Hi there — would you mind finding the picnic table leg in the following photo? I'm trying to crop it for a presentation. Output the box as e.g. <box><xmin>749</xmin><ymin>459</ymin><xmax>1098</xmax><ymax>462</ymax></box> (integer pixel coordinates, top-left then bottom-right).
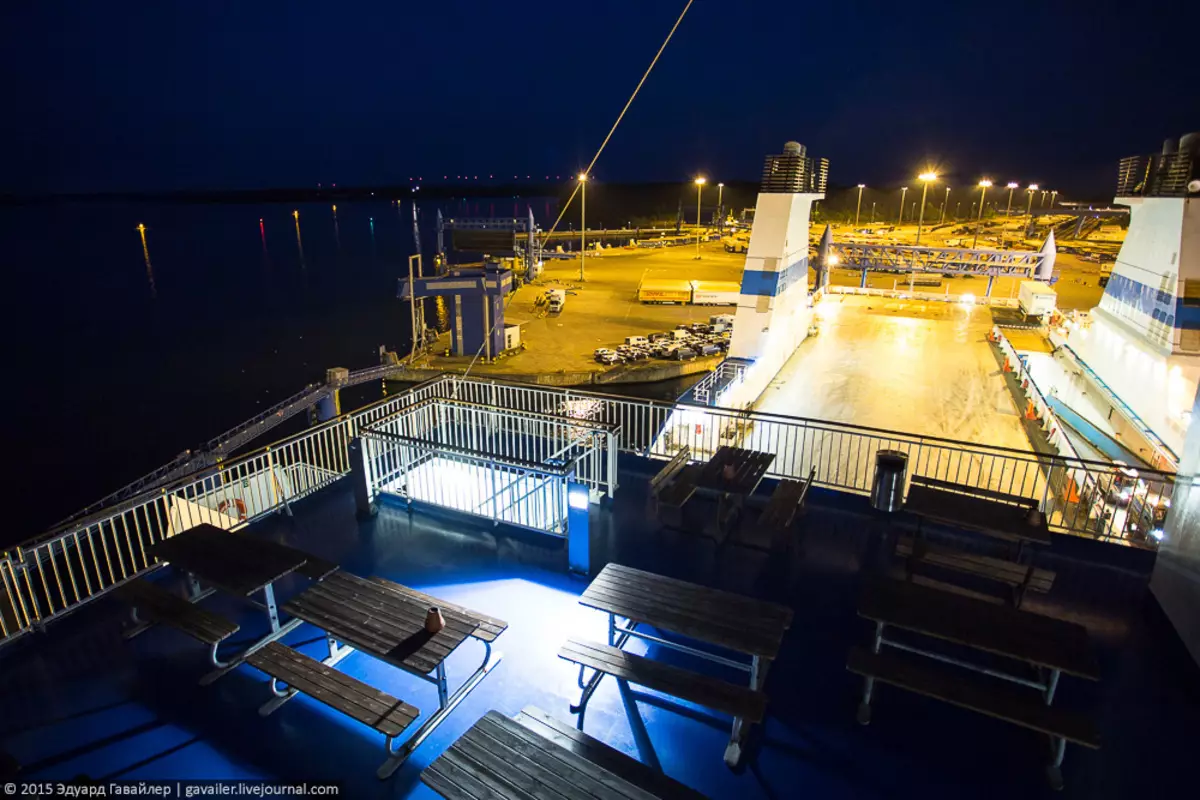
<box><xmin>1045</xmin><ymin>736</ymin><xmax>1066</xmax><ymax>790</ymax></box>
<box><xmin>572</xmin><ymin>615</ymin><xmax>632</xmax><ymax>727</ymax></box>
<box><xmin>857</xmin><ymin>621</ymin><xmax>885</xmax><ymax>725</ymax></box>
<box><xmin>185</xmin><ymin>572</ymin><xmax>204</xmax><ymax>601</ymax></box>
<box><xmin>723</xmin><ymin>654</ymin><xmax>769</xmax><ymax>768</ymax></box>
<box><xmin>1044</xmin><ymin>668</ymin><xmax>1060</xmax><ymax>705</ymax></box>
<box><xmin>199</xmin><ymin>579</ymin><xmax>303</xmax><ymax>686</ymax></box>
<box><xmin>262</xmin><ymin>583</ymin><xmax>281</xmax><ymax>633</ymax></box>
<box><xmin>376</xmin><ymin>639</ymin><xmax>502</xmax><ymax>780</ymax></box>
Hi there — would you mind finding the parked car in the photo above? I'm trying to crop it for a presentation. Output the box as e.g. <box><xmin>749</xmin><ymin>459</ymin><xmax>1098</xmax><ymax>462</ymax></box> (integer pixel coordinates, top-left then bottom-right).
<box><xmin>597</xmin><ymin>352</ymin><xmax>623</xmax><ymax>365</ymax></box>
<box><xmin>648</xmin><ymin>332</ymin><xmax>672</xmax><ymax>342</ymax></box>
<box><xmin>624</xmin><ymin>335</ymin><xmax>649</xmax><ymax>347</ymax></box>
<box><xmin>593</xmin><ymin>348</ymin><xmax>615</xmax><ymax>359</ymax></box>
<box><xmin>699</xmin><ymin>344</ymin><xmax>722</xmax><ymax>356</ymax></box>
<box><xmin>672</xmin><ymin>347</ymin><xmax>697</xmax><ymax>361</ymax></box>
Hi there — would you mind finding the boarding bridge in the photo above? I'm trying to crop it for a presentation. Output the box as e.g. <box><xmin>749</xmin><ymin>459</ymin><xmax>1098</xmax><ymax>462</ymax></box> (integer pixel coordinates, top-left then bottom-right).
<box><xmin>827</xmin><ymin>241</ymin><xmax>1050</xmax><ymax>278</ymax></box>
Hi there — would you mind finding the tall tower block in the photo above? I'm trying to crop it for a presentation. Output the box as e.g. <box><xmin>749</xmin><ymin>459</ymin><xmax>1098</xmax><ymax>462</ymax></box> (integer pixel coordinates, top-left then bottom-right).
<box><xmin>1099</xmin><ymin>132</ymin><xmax>1200</xmax><ymax>354</ymax></box>
<box><xmin>724</xmin><ymin>142</ymin><xmax>828</xmax><ymax>407</ymax></box>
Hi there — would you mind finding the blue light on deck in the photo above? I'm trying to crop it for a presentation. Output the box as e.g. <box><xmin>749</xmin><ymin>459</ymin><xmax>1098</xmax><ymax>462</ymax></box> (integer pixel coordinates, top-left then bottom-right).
<box><xmin>568</xmin><ymin>485</ymin><xmax>589</xmax><ymax>511</ymax></box>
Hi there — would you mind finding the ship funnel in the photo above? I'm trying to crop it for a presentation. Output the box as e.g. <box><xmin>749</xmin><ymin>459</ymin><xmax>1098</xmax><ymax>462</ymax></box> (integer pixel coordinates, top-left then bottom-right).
<box><xmin>1036</xmin><ymin>230</ymin><xmax>1057</xmax><ymax>281</ymax></box>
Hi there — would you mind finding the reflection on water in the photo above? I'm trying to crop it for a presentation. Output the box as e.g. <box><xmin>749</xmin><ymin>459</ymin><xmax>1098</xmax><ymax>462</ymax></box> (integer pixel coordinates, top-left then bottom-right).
<box><xmin>2</xmin><ymin>196</ymin><xmax>559</xmax><ymax>538</ymax></box>
<box><xmin>136</xmin><ymin>223</ymin><xmax>157</xmax><ymax>297</ymax></box>
<box><xmin>259</xmin><ymin>218</ymin><xmax>271</xmax><ymax>270</ymax></box>
<box><xmin>292</xmin><ymin>209</ymin><xmax>306</xmax><ymax>269</ymax></box>
<box><xmin>434</xmin><ymin>295</ymin><xmax>449</xmax><ymax>331</ymax></box>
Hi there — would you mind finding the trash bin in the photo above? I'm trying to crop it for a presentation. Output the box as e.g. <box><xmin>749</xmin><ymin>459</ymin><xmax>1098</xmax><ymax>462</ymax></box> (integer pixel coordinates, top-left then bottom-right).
<box><xmin>870</xmin><ymin>450</ymin><xmax>908</xmax><ymax>513</ymax></box>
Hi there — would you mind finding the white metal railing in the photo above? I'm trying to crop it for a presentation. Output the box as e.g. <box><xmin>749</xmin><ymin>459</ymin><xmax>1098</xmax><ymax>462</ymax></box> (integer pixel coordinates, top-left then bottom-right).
<box><xmin>828</xmin><ymin>285</ymin><xmax>1020</xmax><ymax>307</ymax></box>
<box><xmin>361</xmin><ymin>397</ymin><xmax>618</xmax><ymax>498</ymax></box>
<box><xmin>436</xmin><ymin>375</ymin><xmax>1175</xmax><ymax>544</ymax></box>
<box><xmin>2</xmin><ymin>371</ymin><xmax>1175</xmax><ymax>648</ymax></box>
<box><xmin>361</xmin><ymin>427</ymin><xmax>574</xmax><ymax>535</ymax></box>
<box><xmin>0</xmin><ymin>376</ymin><xmax>449</xmax><ymax>648</ymax></box>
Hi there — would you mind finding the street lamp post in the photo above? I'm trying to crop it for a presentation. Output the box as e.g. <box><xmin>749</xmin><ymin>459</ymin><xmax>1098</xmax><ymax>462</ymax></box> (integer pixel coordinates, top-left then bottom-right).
<box><xmin>694</xmin><ymin>177</ymin><xmax>706</xmax><ymax>260</ymax></box>
<box><xmin>870</xmin><ymin>202</ymin><xmax>876</xmax><ymax>223</ymax></box>
<box><xmin>1003</xmin><ymin>182</ymin><xmax>1018</xmax><ymax>248</ymax></box>
<box><xmin>915</xmin><ymin>173</ymin><xmax>936</xmax><ymax>245</ymax></box>
<box><xmin>855</xmin><ymin>184</ymin><xmax>865</xmax><ymax>228</ymax></box>
<box><xmin>1024</xmin><ymin>184</ymin><xmax>1039</xmax><ymax>242</ymax></box>
<box><xmin>939</xmin><ymin>186</ymin><xmax>950</xmax><ymax>224</ymax></box>
<box><xmin>899</xmin><ymin>186</ymin><xmax>908</xmax><ymax>225</ymax></box>
<box><xmin>1050</xmin><ymin>189</ymin><xmax>1057</xmax><ymax>208</ymax></box>
<box><xmin>578</xmin><ymin>173</ymin><xmax>587</xmax><ymax>280</ymax></box>
<box><xmin>717</xmin><ymin>182</ymin><xmax>724</xmax><ymax>228</ymax></box>
<box><xmin>972</xmin><ymin>179</ymin><xmax>992</xmax><ymax>249</ymax></box>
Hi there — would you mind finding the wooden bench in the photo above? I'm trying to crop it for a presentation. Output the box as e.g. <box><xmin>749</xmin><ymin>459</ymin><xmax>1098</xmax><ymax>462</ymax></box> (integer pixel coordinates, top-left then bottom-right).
<box><xmin>657</xmin><ymin>464</ymin><xmax>700</xmax><ymax>507</ymax></box>
<box><xmin>367</xmin><ymin>576</ymin><xmax>509</xmax><ymax>642</ymax></box>
<box><xmin>897</xmin><ymin>535</ymin><xmax>1055</xmax><ymax>606</ymax></box>
<box><xmin>847</xmin><ymin>645</ymin><xmax>1099</xmax><ymax>789</ymax></box>
<box><xmin>114</xmin><ymin>579</ymin><xmax>239</xmax><ymax>646</ymax></box>
<box><xmin>559</xmin><ymin>638</ymin><xmax>766</xmax><ymax>723</ymax></box>
<box><xmin>648</xmin><ymin>446</ymin><xmax>691</xmax><ymax>511</ymax></box>
<box><xmin>910</xmin><ymin>475</ymin><xmax>1035</xmax><ymax>509</ymax></box>
<box><xmin>513</xmin><ymin>706</ymin><xmax>706</xmax><ymax>800</ymax></box>
<box><xmin>248</xmin><ymin>641</ymin><xmax>420</xmax><ymax>739</ymax></box>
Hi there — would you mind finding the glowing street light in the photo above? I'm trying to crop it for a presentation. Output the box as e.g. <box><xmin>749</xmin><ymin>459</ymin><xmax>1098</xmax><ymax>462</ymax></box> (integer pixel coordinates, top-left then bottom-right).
<box><xmin>1050</xmin><ymin>189</ymin><xmax>1058</xmax><ymax>208</ymax></box>
<box><xmin>916</xmin><ymin>172</ymin><xmax>937</xmax><ymax>244</ymax></box>
<box><xmin>855</xmin><ymin>184</ymin><xmax>866</xmax><ymax>228</ymax></box>
<box><xmin>939</xmin><ymin>186</ymin><xmax>950</xmax><ymax>224</ymax></box>
<box><xmin>717</xmin><ymin>182</ymin><xmax>725</xmax><ymax>227</ymax></box>
<box><xmin>578</xmin><ymin>173</ymin><xmax>587</xmax><ymax>280</ymax></box>
<box><xmin>899</xmin><ymin>186</ymin><xmax>908</xmax><ymax>225</ymax></box>
<box><xmin>694</xmin><ymin>177</ymin><xmax>707</xmax><ymax>260</ymax></box>
<box><xmin>972</xmin><ymin>179</ymin><xmax>992</xmax><ymax>249</ymax></box>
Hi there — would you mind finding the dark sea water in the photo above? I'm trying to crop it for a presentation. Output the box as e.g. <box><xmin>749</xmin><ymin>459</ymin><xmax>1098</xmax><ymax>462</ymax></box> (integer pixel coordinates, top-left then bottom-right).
<box><xmin>0</xmin><ymin>197</ymin><xmax>558</xmax><ymax>542</ymax></box>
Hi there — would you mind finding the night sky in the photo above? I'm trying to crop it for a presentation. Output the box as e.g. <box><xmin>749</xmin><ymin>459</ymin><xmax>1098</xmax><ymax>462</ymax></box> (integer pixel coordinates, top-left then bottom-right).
<box><xmin>3</xmin><ymin>0</ymin><xmax>1197</xmax><ymax>198</ymax></box>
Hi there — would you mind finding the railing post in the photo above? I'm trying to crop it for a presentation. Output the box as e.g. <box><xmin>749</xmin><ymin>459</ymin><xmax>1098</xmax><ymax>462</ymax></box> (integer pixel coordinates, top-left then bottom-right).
<box><xmin>348</xmin><ymin>437</ymin><xmax>377</xmax><ymax>519</ymax></box>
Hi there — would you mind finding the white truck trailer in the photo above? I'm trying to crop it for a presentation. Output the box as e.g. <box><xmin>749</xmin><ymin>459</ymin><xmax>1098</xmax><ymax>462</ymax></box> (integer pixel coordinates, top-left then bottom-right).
<box><xmin>1018</xmin><ymin>280</ymin><xmax>1057</xmax><ymax>320</ymax></box>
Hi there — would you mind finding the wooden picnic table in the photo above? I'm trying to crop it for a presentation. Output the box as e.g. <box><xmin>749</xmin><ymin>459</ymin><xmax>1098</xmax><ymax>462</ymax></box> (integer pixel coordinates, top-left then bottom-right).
<box><xmin>905</xmin><ymin>483</ymin><xmax>1052</xmax><ymax>550</ymax></box>
<box><xmin>852</xmin><ymin>577</ymin><xmax>1100</xmax><ymax>788</ymax></box>
<box><xmin>150</xmin><ymin>524</ymin><xmax>308</xmax><ymax>598</ymax></box>
<box><xmin>423</xmin><ymin>708</ymin><xmax>705</xmax><ymax>800</ymax></box>
<box><xmin>569</xmin><ymin>563</ymin><xmax>792</xmax><ymax>766</ymax></box>
<box><xmin>858</xmin><ymin>577</ymin><xmax>1098</xmax><ymax>680</ymax></box>
<box><xmin>145</xmin><ymin>523</ymin><xmax>317</xmax><ymax>684</ymax></box>
<box><xmin>696</xmin><ymin>446</ymin><xmax>776</xmax><ymax>495</ymax></box>
<box><xmin>280</xmin><ymin>570</ymin><xmax>505</xmax><ymax>778</ymax></box>
<box><xmin>694</xmin><ymin>446</ymin><xmax>776</xmax><ymax>536</ymax></box>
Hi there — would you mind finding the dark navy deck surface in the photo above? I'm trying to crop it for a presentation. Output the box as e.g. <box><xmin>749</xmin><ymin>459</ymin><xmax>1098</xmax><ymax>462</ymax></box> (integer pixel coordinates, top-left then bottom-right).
<box><xmin>2</xmin><ymin>463</ymin><xmax>1197</xmax><ymax>799</ymax></box>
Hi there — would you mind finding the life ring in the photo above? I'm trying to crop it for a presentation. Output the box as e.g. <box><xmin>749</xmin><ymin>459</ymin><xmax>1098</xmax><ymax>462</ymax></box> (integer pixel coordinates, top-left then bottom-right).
<box><xmin>218</xmin><ymin>498</ymin><xmax>248</xmax><ymax>521</ymax></box>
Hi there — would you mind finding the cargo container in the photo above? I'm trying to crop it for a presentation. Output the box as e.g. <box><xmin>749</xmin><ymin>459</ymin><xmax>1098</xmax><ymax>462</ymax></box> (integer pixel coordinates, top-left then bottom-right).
<box><xmin>1018</xmin><ymin>280</ymin><xmax>1056</xmax><ymax>319</ymax></box>
<box><xmin>690</xmin><ymin>280</ymin><xmax>741</xmax><ymax>305</ymax></box>
<box><xmin>638</xmin><ymin>278</ymin><xmax>692</xmax><ymax>304</ymax></box>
